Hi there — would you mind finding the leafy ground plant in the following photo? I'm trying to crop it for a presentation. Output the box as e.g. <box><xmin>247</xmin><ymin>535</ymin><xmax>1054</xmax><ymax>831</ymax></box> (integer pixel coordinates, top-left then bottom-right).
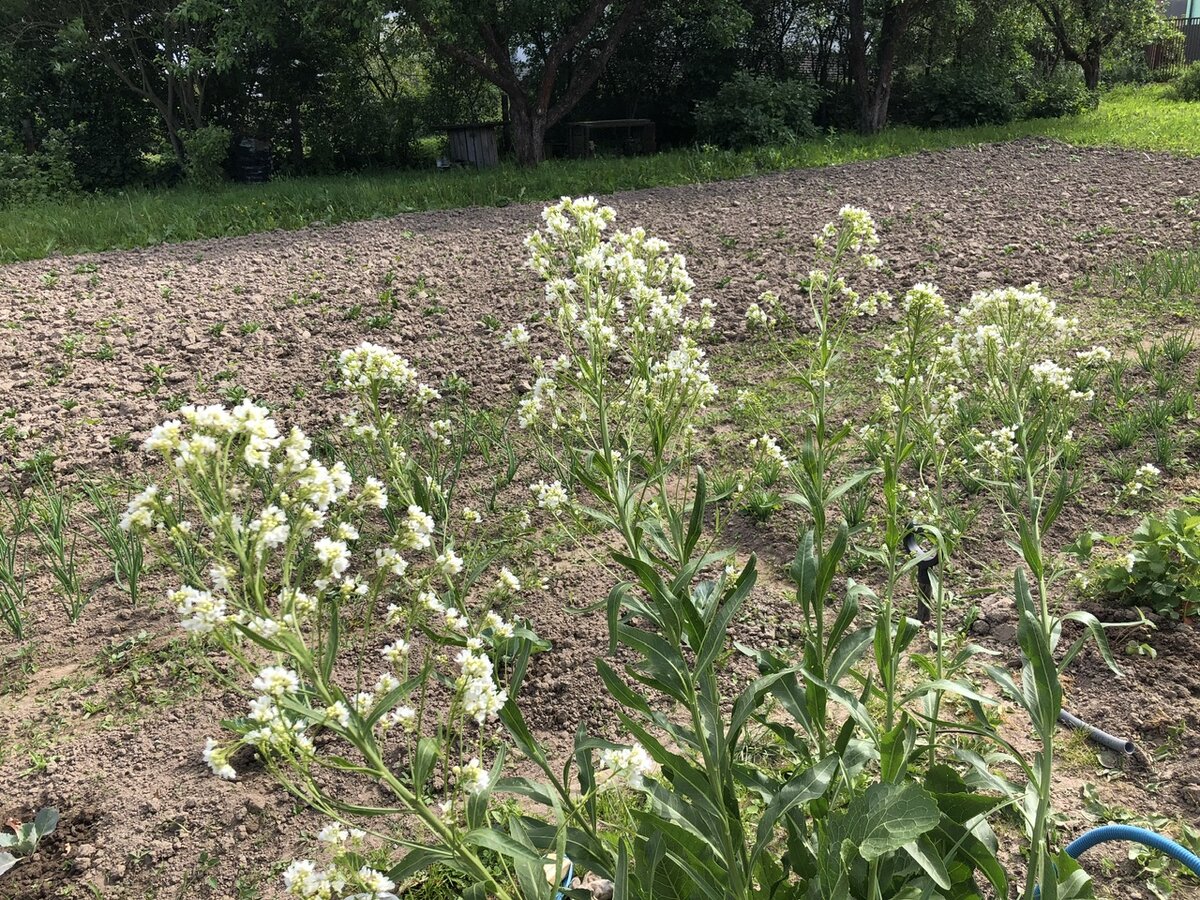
<box><xmin>1099</xmin><ymin>500</ymin><xmax>1200</xmax><ymax>620</ymax></box>
<box><xmin>0</xmin><ymin>806</ymin><xmax>59</xmax><ymax>877</ymax></box>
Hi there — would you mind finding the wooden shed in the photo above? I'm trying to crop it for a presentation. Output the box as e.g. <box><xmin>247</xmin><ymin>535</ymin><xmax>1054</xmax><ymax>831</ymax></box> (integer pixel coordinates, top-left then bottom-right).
<box><xmin>444</xmin><ymin>123</ymin><xmax>500</xmax><ymax>169</ymax></box>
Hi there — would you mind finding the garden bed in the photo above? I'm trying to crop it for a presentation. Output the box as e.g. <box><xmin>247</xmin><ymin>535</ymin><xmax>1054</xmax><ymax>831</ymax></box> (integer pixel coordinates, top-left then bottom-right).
<box><xmin>1</xmin><ymin>138</ymin><xmax>1199</xmax><ymax>898</ymax></box>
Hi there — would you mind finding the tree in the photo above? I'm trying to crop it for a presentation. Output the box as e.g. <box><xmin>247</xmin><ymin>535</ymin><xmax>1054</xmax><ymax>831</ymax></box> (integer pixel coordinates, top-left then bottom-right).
<box><xmin>847</xmin><ymin>0</ymin><xmax>931</xmax><ymax>134</ymax></box>
<box><xmin>1028</xmin><ymin>0</ymin><xmax>1162</xmax><ymax>90</ymax></box>
<box><xmin>398</xmin><ymin>0</ymin><xmax>647</xmax><ymax>165</ymax></box>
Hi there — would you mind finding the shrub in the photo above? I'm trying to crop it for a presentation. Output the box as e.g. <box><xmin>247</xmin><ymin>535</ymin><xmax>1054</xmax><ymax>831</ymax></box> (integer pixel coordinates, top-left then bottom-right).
<box><xmin>1170</xmin><ymin>62</ymin><xmax>1200</xmax><ymax>102</ymax></box>
<box><xmin>899</xmin><ymin>66</ymin><xmax>1020</xmax><ymax>127</ymax></box>
<box><xmin>1022</xmin><ymin>69</ymin><xmax>1098</xmax><ymax>119</ymax></box>
<box><xmin>1102</xmin><ymin>501</ymin><xmax>1200</xmax><ymax>619</ymax></box>
<box><xmin>182</xmin><ymin>125</ymin><xmax>232</xmax><ymax>184</ymax></box>
<box><xmin>695</xmin><ymin>71</ymin><xmax>820</xmax><ymax>149</ymax></box>
<box><xmin>0</xmin><ymin>128</ymin><xmax>79</xmax><ymax>207</ymax></box>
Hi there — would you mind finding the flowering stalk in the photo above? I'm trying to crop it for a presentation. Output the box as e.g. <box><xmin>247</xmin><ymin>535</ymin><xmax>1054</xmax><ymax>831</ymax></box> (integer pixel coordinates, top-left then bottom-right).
<box><xmin>512</xmin><ymin>196</ymin><xmax>718</xmax><ymax>571</ymax></box>
<box><xmin>951</xmin><ymin>286</ymin><xmax>1119</xmax><ymax>899</ymax></box>
<box><xmin>867</xmin><ymin>282</ymin><xmax>967</xmax><ymax>746</ymax></box>
<box><xmin>126</xmin><ymin>378</ymin><xmax>538</xmax><ymax>900</ymax></box>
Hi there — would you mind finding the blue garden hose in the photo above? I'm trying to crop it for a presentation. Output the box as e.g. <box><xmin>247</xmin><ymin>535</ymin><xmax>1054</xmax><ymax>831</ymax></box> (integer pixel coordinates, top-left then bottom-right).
<box><xmin>1066</xmin><ymin>824</ymin><xmax>1200</xmax><ymax>876</ymax></box>
<box><xmin>554</xmin><ymin>861</ymin><xmax>575</xmax><ymax>900</ymax></box>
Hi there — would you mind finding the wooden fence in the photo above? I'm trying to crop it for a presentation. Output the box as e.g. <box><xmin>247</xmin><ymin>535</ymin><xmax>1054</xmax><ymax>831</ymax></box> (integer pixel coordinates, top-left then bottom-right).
<box><xmin>1149</xmin><ymin>17</ymin><xmax>1200</xmax><ymax>74</ymax></box>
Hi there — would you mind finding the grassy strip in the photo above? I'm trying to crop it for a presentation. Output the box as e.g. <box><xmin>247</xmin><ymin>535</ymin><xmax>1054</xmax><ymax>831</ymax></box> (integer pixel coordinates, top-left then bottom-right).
<box><xmin>2</xmin><ymin>85</ymin><xmax>1198</xmax><ymax>265</ymax></box>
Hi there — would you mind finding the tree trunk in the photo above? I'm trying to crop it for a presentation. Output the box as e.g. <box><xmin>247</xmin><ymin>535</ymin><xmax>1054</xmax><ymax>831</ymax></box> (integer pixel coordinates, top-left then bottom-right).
<box><xmin>858</xmin><ymin>85</ymin><xmax>892</xmax><ymax>135</ymax></box>
<box><xmin>1082</xmin><ymin>50</ymin><xmax>1101</xmax><ymax>90</ymax></box>
<box><xmin>510</xmin><ymin>103</ymin><xmax>547</xmax><ymax>166</ymax></box>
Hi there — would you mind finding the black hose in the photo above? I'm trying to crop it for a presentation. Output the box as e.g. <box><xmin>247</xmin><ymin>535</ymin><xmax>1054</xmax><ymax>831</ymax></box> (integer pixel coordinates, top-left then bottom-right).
<box><xmin>903</xmin><ymin>526</ymin><xmax>938</xmax><ymax>623</ymax></box>
<box><xmin>1057</xmin><ymin>710</ymin><xmax>1135</xmax><ymax>756</ymax></box>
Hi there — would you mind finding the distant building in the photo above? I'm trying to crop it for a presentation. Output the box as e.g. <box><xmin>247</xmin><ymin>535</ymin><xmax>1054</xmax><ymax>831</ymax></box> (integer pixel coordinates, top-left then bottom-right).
<box><xmin>1167</xmin><ymin>0</ymin><xmax>1200</xmax><ymax>17</ymax></box>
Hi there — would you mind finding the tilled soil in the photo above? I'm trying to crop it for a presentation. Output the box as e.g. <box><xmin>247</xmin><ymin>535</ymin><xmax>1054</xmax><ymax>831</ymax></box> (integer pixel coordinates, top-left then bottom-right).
<box><xmin>2</xmin><ymin>139</ymin><xmax>1200</xmax><ymax>899</ymax></box>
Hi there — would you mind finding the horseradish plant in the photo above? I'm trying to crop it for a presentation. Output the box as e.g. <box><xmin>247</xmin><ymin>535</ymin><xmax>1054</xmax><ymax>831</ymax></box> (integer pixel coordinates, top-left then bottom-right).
<box><xmin>126</xmin><ymin>364</ymin><xmax>558</xmax><ymax>899</ymax></box>
<box><xmin>128</xmin><ymin>199</ymin><xmax>1117</xmax><ymax>900</ymax></box>
<box><xmin>950</xmin><ymin>285</ymin><xmax>1121</xmax><ymax>900</ymax></box>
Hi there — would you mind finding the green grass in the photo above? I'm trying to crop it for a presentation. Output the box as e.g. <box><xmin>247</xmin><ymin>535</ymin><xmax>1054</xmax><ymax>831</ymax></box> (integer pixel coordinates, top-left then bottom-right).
<box><xmin>2</xmin><ymin>85</ymin><xmax>1198</xmax><ymax>264</ymax></box>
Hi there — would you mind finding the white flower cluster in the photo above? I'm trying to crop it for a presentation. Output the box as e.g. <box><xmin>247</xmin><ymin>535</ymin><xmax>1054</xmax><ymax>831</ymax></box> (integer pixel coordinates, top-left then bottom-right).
<box><xmin>976</xmin><ymin>425</ymin><xmax>1020</xmax><ymax>471</ymax></box>
<box><xmin>748</xmin><ymin>433</ymin><xmax>788</xmax><ymax>469</ymax></box>
<box><xmin>516</xmin><ymin>197</ymin><xmax>718</xmax><ymax>451</ymax></box>
<box><xmin>452</xmin><ymin>756</ymin><xmax>491</xmax><ymax>795</ymax></box>
<box><xmin>455</xmin><ymin>646</ymin><xmax>508</xmax><ymax>723</ymax></box>
<box><xmin>746</xmin><ymin>290</ymin><xmax>780</xmax><ymax>330</ymax></box>
<box><xmin>598</xmin><ymin>741</ymin><xmax>659</xmax><ymax>789</ymax></box>
<box><xmin>1119</xmin><ymin>462</ymin><xmax>1162</xmax><ymax>501</ymax></box>
<box><xmin>281</xmin><ymin>857</ymin><xmax>394</xmax><ymax>900</ymax></box>
<box><xmin>813</xmin><ymin>205</ymin><xmax>883</xmax><ymax>269</ymax></box>
<box><xmin>531</xmin><ymin>479</ymin><xmax>569</xmax><ymax>512</ymax></box>
<box><xmin>950</xmin><ymin>284</ymin><xmax>1077</xmax><ymax>364</ymax></box>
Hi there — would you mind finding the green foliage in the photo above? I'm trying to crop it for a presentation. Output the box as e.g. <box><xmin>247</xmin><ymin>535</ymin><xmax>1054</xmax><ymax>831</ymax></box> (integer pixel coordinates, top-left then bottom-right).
<box><xmin>1</xmin><ymin>86</ymin><xmax>1194</xmax><ymax>263</ymax></box>
<box><xmin>900</xmin><ymin>67</ymin><xmax>1021</xmax><ymax>127</ymax></box>
<box><xmin>1023</xmin><ymin>69</ymin><xmax>1098</xmax><ymax>119</ymax></box>
<box><xmin>0</xmin><ymin>806</ymin><xmax>59</xmax><ymax>876</ymax></box>
<box><xmin>1170</xmin><ymin>62</ymin><xmax>1200</xmax><ymax>102</ymax></box>
<box><xmin>695</xmin><ymin>72</ymin><xmax>820</xmax><ymax>149</ymax></box>
<box><xmin>0</xmin><ymin>128</ymin><xmax>78</xmax><ymax>208</ymax></box>
<box><xmin>1102</xmin><ymin>501</ymin><xmax>1200</xmax><ymax>619</ymax></box>
<box><xmin>183</xmin><ymin>125</ymin><xmax>232</xmax><ymax>185</ymax></box>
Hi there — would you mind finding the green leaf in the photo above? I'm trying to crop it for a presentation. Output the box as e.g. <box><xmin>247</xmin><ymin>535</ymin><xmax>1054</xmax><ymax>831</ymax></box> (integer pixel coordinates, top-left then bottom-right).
<box><xmin>412</xmin><ymin>737</ymin><xmax>439</xmax><ymax>793</ymax></box>
<box><xmin>903</xmin><ymin>834</ymin><xmax>951</xmax><ymax>889</ymax></box>
<box><xmin>748</xmin><ymin>755</ymin><xmax>838</xmax><ymax>871</ymax></box>
<box><xmin>462</xmin><ymin>827</ymin><xmax>546</xmax><ymax>866</ymax></box>
<box><xmin>0</xmin><ymin>851</ymin><xmax>16</xmax><ymax>877</ymax></box>
<box><xmin>833</xmin><ymin>781</ymin><xmax>940</xmax><ymax>862</ymax></box>
<box><xmin>1058</xmin><ymin>610</ymin><xmax>1121</xmax><ymax>677</ymax></box>
<box><xmin>386</xmin><ymin>845</ymin><xmax>455</xmax><ymax>882</ymax></box>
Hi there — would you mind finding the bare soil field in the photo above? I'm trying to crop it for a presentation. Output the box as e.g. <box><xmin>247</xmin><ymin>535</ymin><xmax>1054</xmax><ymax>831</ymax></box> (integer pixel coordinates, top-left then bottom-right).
<box><xmin>2</xmin><ymin>138</ymin><xmax>1199</xmax><ymax>899</ymax></box>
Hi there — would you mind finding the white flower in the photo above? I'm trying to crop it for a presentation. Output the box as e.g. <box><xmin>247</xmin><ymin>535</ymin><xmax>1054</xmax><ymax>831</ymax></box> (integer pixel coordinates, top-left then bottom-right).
<box><xmin>598</xmin><ymin>742</ymin><xmax>659</xmax><ymax>789</ymax></box>
<box><xmin>502</xmin><ymin>323</ymin><xmax>531</xmax><ymax>348</ymax></box>
<box><xmin>436</xmin><ymin>548</ymin><xmax>464</xmax><ymax>577</ymax></box>
<box><xmin>374</xmin><ymin>672</ymin><xmax>400</xmax><ymax>695</ymax></box>
<box><xmin>120</xmin><ymin>485</ymin><xmax>159</xmax><ymax>532</ymax></box>
<box><xmin>401</xmin><ymin>505</ymin><xmax>435</xmax><ymax>550</ymax></box>
<box><xmin>314</xmin><ymin>537</ymin><xmax>351</xmax><ymax>579</ymax></box>
<box><xmin>172</xmin><ymin>586</ymin><xmax>227</xmax><ymax>635</ymax></box>
<box><xmin>455</xmin><ymin>648</ymin><xmax>507</xmax><ymax>723</ymax></box>
<box><xmin>144</xmin><ymin>419</ymin><xmax>183</xmax><ymax>453</ymax></box>
<box><xmin>745</xmin><ymin>301</ymin><xmax>775</xmax><ymax>330</ymax></box>
<box><xmin>748</xmin><ymin>433</ymin><xmax>788</xmax><ymax>468</ymax></box>
<box><xmin>317</xmin><ymin>823</ymin><xmax>349</xmax><ymax>847</ymax></box>
<box><xmin>453</xmin><ymin>757</ymin><xmax>491</xmax><ymax>795</ymax></box>
<box><xmin>462</xmin><ymin>506</ymin><xmax>483</xmax><ymax>525</ymax></box>
<box><xmin>252</xmin><ymin>665</ymin><xmax>300</xmax><ymax>698</ymax></box>
<box><xmin>380</xmin><ymin>638</ymin><xmax>410</xmax><ymax>663</ymax></box>
<box><xmin>338</xmin><ymin>342</ymin><xmax>419</xmax><ymax>393</ymax></box>
<box><xmin>496</xmin><ymin>567</ymin><xmax>521</xmax><ymax>594</ymax></box>
<box><xmin>357</xmin><ymin>866</ymin><xmax>395</xmax><ymax>896</ymax></box>
<box><xmin>359</xmin><ymin>476</ymin><xmax>388</xmax><ymax>509</ymax></box>
<box><xmin>374</xmin><ymin>546</ymin><xmax>408</xmax><ymax>576</ymax></box>
<box><xmin>531</xmin><ymin>480</ymin><xmax>569</xmax><ymax>512</ymax></box>
<box><xmin>388</xmin><ymin>705</ymin><xmax>416</xmax><ymax>731</ymax></box>
<box><xmin>282</xmin><ymin>859</ymin><xmax>343</xmax><ymax>898</ymax></box>
<box><xmin>324</xmin><ymin>701</ymin><xmax>351</xmax><ymax>728</ymax></box>
<box><xmin>202</xmin><ymin>737</ymin><xmax>236</xmax><ymax>780</ymax></box>
<box><xmin>1076</xmin><ymin>346</ymin><xmax>1112</xmax><ymax>366</ymax></box>
<box><xmin>1030</xmin><ymin>359</ymin><xmax>1072</xmax><ymax>392</ymax></box>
